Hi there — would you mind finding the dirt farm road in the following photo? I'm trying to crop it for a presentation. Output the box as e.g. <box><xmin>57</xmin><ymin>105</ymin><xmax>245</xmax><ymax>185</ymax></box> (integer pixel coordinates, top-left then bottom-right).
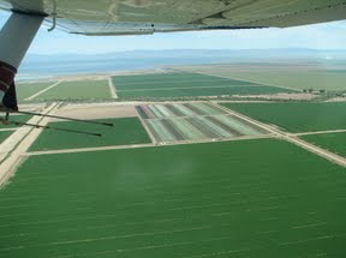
<box><xmin>295</xmin><ymin>129</ymin><xmax>346</xmax><ymax>136</ymax></box>
<box><xmin>26</xmin><ymin>134</ymin><xmax>273</xmax><ymax>157</ymax></box>
<box><xmin>0</xmin><ymin>103</ymin><xmax>60</xmax><ymax>187</ymax></box>
<box><xmin>24</xmin><ymin>80</ymin><xmax>64</xmax><ymax>101</ymax></box>
<box><xmin>108</xmin><ymin>76</ymin><xmax>118</xmax><ymax>99</ymax></box>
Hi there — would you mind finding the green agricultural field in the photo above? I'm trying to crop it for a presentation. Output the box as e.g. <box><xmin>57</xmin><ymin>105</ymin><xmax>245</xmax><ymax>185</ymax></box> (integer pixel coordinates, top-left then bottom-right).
<box><xmin>182</xmin><ymin>66</ymin><xmax>346</xmax><ymax>91</ymax></box>
<box><xmin>222</xmin><ymin>102</ymin><xmax>346</xmax><ymax>133</ymax></box>
<box><xmin>0</xmin><ymin>115</ymin><xmax>32</xmax><ymax>129</ymax></box>
<box><xmin>36</xmin><ymin>80</ymin><xmax>110</xmax><ymax>101</ymax></box>
<box><xmin>113</xmin><ymin>72</ymin><xmax>205</xmax><ymax>84</ymax></box>
<box><xmin>0</xmin><ymin>131</ymin><xmax>13</xmax><ymax>143</ymax></box>
<box><xmin>114</xmin><ymin>72</ymin><xmax>295</xmax><ymax>99</ymax></box>
<box><xmin>1</xmin><ymin>139</ymin><xmax>346</xmax><ymax>257</ymax></box>
<box><xmin>118</xmin><ymin>85</ymin><xmax>292</xmax><ymax>99</ymax></box>
<box><xmin>302</xmin><ymin>132</ymin><xmax>346</xmax><ymax>157</ymax></box>
<box><xmin>116</xmin><ymin>79</ymin><xmax>243</xmax><ymax>91</ymax></box>
<box><xmin>17</xmin><ymin>82</ymin><xmax>54</xmax><ymax>101</ymax></box>
<box><xmin>220</xmin><ymin>71</ymin><xmax>346</xmax><ymax>92</ymax></box>
<box><xmin>29</xmin><ymin>117</ymin><xmax>151</xmax><ymax>151</ymax></box>
<box><xmin>114</xmin><ymin>75</ymin><xmax>254</xmax><ymax>91</ymax></box>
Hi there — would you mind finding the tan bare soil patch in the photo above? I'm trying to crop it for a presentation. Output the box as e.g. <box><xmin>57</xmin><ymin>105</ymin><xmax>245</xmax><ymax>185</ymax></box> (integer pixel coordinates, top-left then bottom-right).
<box><xmin>53</xmin><ymin>103</ymin><xmax>138</xmax><ymax>121</ymax></box>
<box><xmin>18</xmin><ymin>103</ymin><xmax>47</xmax><ymax>111</ymax></box>
<box><xmin>232</xmin><ymin>93</ymin><xmax>318</xmax><ymax>101</ymax></box>
<box><xmin>325</xmin><ymin>97</ymin><xmax>346</xmax><ymax>102</ymax></box>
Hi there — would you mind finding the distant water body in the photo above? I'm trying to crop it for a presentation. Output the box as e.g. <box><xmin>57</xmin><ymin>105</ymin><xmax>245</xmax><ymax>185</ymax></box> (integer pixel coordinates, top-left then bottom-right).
<box><xmin>18</xmin><ymin>51</ymin><xmax>343</xmax><ymax>81</ymax></box>
<box><xmin>17</xmin><ymin>56</ymin><xmax>224</xmax><ymax>81</ymax></box>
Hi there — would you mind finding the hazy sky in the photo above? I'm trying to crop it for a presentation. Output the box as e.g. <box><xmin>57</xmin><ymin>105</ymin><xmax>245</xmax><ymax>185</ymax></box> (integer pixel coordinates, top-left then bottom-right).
<box><xmin>1</xmin><ymin>11</ymin><xmax>346</xmax><ymax>54</ymax></box>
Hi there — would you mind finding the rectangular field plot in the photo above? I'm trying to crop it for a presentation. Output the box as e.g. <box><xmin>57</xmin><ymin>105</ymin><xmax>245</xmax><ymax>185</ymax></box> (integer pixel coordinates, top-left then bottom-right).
<box><xmin>114</xmin><ymin>73</ymin><xmax>254</xmax><ymax>91</ymax></box>
<box><xmin>117</xmin><ymin>86</ymin><xmax>291</xmax><ymax>99</ymax></box>
<box><xmin>136</xmin><ymin>103</ymin><xmax>226</xmax><ymax>119</ymax></box>
<box><xmin>204</xmin><ymin>69</ymin><xmax>346</xmax><ymax>92</ymax></box>
<box><xmin>137</xmin><ymin>103</ymin><xmax>267</xmax><ymax>143</ymax></box>
<box><xmin>114</xmin><ymin>72</ymin><xmax>295</xmax><ymax>99</ymax></box>
<box><xmin>113</xmin><ymin>72</ymin><xmax>202</xmax><ymax>83</ymax></box>
<box><xmin>1</xmin><ymin>139</ymin><xmax>346</xmax><ymax>257</ymax></box>
<box><xmin>302</xmin><ymin>132</ymin><xmax>346</xmax><ymax>157</ymax></box>
<box><xmin>17</xmin><ymin>82</ymin><xmax>54</xmax><ymax>101</ymax></box>
<box><xmin>180</xmin><ymin>63</ymin><xmax>346</xmax><ymax>91</ymax></box>
<box><xmin>222</xmin><ymin>102</ymin><xmax>346</xmax><ymax>133</ymax></box>
<box><xmin>146</xmin><ymin>115</ymin><xmax>266</xmax><ymax>142</ymax></box>
<box><xmin>29</xmin><ymin>117</ymin><xmax>151</xmax><ymax>152</ymax></box>
<box><xmin>36</xmin><ymin>80</ymin><xmax>110</xmax><ymax>101</ymax></box>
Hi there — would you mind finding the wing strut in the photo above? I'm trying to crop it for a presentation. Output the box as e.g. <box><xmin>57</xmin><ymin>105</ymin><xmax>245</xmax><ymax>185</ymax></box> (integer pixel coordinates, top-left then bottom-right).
<box><xmin>0</xmin><ymin>11</ymin><xmax>44</xmax><ymax>106</ymax></box>
<box><xmin>0</xmin><ymin>13</ymin><xmax>110</xmax><ymax>137</ymax></box>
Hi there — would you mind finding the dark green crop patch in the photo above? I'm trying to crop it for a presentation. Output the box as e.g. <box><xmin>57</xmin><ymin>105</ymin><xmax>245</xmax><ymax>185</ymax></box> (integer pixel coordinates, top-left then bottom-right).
<box><xmin>222</xmin><ymin>102</ymin><xmax>346</xmax><ymax>133</ymax></box>
<box><xmin>113</xmin><ymin>72</ymin><xmax>294</xmax><ymax>99</ymax></box>
<box><xmin>29</xmin><ymin>117</ymin><xmax>151</xmax><ymax>151</ymax></box>
<box><xmin>302</xmin><ymin>132</ymin><xmax>346</xmax><ymax>157</ymax></box>
<box><xmin>1</xmin><ymin>139</ymin><xmax>346</xmax><ymax>257</ymax></box>
<box><xmin>0</xmin><ymin>131</ymin><xmax>14</xmax><ymax>143</ymax></box>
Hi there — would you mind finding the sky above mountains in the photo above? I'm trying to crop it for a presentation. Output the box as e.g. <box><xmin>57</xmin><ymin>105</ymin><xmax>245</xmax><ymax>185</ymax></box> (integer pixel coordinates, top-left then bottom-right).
<box><xmin>1</xmin><ymin>11</ymin><xmax>346</xmax><ymax>55</ymax></box>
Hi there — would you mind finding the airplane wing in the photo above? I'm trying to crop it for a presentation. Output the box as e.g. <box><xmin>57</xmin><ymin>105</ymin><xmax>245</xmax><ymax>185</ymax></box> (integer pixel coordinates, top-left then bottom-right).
<box><xmin>0</xmin><ymin>0</ymin><xmax>346</xmax><ymax>36</ymax></box>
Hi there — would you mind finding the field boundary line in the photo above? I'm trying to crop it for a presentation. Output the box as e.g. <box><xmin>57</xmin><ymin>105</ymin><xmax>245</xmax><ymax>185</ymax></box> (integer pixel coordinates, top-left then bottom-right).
<box><xmin>0</xmin><ymin>128</ymin><xmax>17</xmax><ymax>132</ymax></box>
<box><xmin>287</xmin><ymin>136</ymin><xmax>346</xmax><ymax>168</ymax></box>
<box><xmin>115</xmin><ymin>78</ymin><xmax>230</xmax><ymax>86</ymax></box>
<box><xmin>136</xmin><ymin>113</ymin><xmax>157</xmax><ymax>144</ymax></box>
<box><xmin>24</xmin><ymin>134</ymin><xmax>274</xmax><ymax>157</ymax></box>
<box><xmin>212</xmin><ymin>102</ymin><xmax>346</xmax><ymax>167</ymax></box>
<box><xmin>117</xmin><ymin>85</ymin><xmax>255</xmax><ymax>92</ymax></box>
<box><xmin>113</xmin><ymin>75</ymin><xmax>202</xmax><ymax>84</ymax></box>
<box><xmin>108</xmin><ymin>77</ymin><xmax>118</xmax><ymax>99</ymax></box>
<box><xmin>295</xmin><ymin>129</ymin><xmax>346</xmax><ymax>136</ymax></box>
<box><xmin>25</xmin><ymin>80</ymin><xmax>64</xmax><ymax>101</ymax></box>
<box><xmin>0</xmin><ymin>120</ymin><xmax>39</xmax><ymax>164</ymax></box>
<box><xmin>26</xmin><ymin>143</ymin><xmax>155</xmax><ymax>156</ymax></box>
<box><xmin>140</xmin><ymin>113</ymin><xmax>248</xmax><ymax>122</ymax></box>
<box><xmin>214</xmin><ymin>100</ymin><xmax>272</xmax><ymax>103</ymax></box>
<box><xmin>189</xmin><ymin>71</ymin><xmax>301</xmax><ymax>92</ymax></box>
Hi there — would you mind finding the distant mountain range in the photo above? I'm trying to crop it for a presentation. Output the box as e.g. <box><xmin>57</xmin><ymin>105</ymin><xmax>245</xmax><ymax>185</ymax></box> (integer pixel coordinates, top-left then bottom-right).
<box><xmin>23</xmin><ymin>49</ymin><xmax>346</xmax><ymax>63</ymax></box>
<box><xmin>18</xmin><ymin>49</ymin><xmax>346</xmax><ymax>80</ymax></box>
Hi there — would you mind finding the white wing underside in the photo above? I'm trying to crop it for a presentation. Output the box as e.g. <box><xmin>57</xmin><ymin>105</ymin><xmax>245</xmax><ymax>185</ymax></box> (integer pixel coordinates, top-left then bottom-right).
<box><xmin>0</xmin><ymin>0</ymin><xmax>346</xmax><ymax>35</ymax></box>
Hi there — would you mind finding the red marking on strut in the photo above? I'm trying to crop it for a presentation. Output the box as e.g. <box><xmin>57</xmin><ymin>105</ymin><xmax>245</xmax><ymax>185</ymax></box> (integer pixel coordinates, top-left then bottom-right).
<box><xmin>0</xmin><ymin>82</ymin><xmax>8</xmax><ymax>93</ymax></box>
<box><xmin>0</xmin><ymin>61</ymin><xmax>17</xmax><ymax>94</ymax></box>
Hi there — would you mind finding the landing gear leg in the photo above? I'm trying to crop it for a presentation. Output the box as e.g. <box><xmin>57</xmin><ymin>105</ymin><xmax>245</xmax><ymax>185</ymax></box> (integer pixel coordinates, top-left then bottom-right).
<box><xmin>1</xmin><ymin>112</ymin><xmax>10</xmax><ymax>125</ymax></box>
